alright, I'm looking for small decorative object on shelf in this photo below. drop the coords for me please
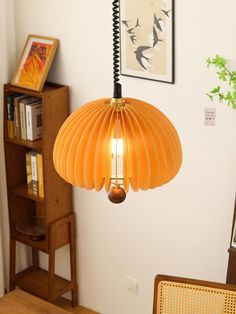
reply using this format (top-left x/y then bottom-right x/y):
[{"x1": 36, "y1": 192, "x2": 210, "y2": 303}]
[
  {"x1": 11, "y1": 35, "x2": 59, "y2": 92},
  {"x1": 3, "y1": 82, "x2": 78, "y2": 306},
  {"x1": 16, "y1": 216, "x2": 45, "y2": 241}
]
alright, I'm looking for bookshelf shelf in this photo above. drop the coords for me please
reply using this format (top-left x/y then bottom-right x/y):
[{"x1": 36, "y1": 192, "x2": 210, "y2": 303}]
[
  {"x1": 5, "y1": 82, "x2": 63, "y2": 98},
  {"x1": 15, "y1": 232, "x2": 47, "y2": 252},
  {"x1": 10, "y1": 184, "x2": 44, "y2": 202},
  {"x1": 15, "y1": 267, "x2": 71, "y2": 300},
  {"x1": 5, "y1": 137, "x2": 42, "y2": 150},
  {"x1": 4, "y1": 83, "x2": 78, "y2": 307}
]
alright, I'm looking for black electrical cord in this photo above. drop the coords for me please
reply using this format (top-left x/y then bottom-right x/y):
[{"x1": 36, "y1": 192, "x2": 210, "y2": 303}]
[{"x1": 112, "y1": 0, "x2": 122, "y2": 99}]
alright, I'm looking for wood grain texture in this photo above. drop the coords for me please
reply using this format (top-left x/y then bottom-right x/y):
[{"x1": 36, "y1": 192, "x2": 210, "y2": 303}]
[
  {"x1": 0, "y1": 290, "x2": 70, "y2": 314},
  {"x1": 42, "y1": 86, "x2": 72, "y2": 224},
  {"x1": 56, "y1": 298, "x2": 99, "y2": 314}
]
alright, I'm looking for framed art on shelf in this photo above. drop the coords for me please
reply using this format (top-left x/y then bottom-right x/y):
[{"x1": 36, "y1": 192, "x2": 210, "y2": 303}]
[
  {"x1": 11, "y1": 35, "x2": 59, "y2": 91},
  {"x1": 120, "y1": 0, "x2": 174, "y2": 84}
]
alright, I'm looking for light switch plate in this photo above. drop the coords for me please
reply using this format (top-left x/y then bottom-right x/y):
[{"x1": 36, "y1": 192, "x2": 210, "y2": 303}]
[
  {"x1": 126, "y1": 276, "x2": 138, "y2": 294},
  {"x1": 205, "y1": 108, "x2": 216, "y2": 126}
]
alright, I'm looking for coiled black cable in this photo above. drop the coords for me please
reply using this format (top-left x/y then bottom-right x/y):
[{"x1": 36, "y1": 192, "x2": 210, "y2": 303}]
[{"x1": 112, "y1": 0, "x2": 122, "y2": 98}]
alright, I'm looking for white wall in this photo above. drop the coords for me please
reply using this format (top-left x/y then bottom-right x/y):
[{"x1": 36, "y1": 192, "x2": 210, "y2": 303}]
[
  {"x1": 0, "y1": 0, "x2": 16, "y2": 292},
  {"x1": 12, "y1": 0, "x2": 236, "y2": 313}
]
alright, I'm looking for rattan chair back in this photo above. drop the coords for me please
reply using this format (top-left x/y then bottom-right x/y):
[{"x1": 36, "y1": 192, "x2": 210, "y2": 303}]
[{"x1": 153, "y1": 275, "x2": 236, "y2": 314}]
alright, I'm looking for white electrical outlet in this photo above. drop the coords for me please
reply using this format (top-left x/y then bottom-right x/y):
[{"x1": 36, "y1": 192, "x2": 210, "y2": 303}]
[
  {"x1": 205, "y1": 108, "x2": 216, "y2": 126},
  {"x1": 126, "y1": 276, "x2": 138, "y2": 294}
]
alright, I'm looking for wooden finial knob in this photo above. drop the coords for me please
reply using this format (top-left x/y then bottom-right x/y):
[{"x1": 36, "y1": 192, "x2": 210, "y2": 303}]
[{"x1": 108, "y1": 186, "x2": 126, "y2": 204}]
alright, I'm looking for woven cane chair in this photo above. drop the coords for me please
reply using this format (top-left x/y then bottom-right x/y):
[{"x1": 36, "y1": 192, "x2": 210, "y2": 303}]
[{"x1": 153, "y1": 275, "x2": 236, "y2": 314}]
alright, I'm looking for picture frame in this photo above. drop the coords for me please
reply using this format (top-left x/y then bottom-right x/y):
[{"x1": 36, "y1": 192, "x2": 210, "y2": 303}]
[
  {"x1": 232, "y1": 219, "x2": 236, "y2": 248},
  {"x1": 120, "y1": 0, "x2": 174, "y2": 84},
  {"x1": 11, "y1": 35, "x2": 59, "y2": 91}
]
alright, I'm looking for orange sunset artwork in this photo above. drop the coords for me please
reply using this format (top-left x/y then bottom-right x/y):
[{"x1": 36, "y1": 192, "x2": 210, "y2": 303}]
[{"x1": 18, "y1": 42, "x2": 52, "y2": 88}]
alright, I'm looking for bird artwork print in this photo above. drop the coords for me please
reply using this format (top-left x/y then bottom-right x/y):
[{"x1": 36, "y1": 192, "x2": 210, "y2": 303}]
[
  {"x1": 161, "y1": 9, "x2": 171, "y2": 17},
  {"x1": 122, "y1": 20, "x2": 130, "y2": 27},
  {"x1": 154, "y1": 14, "x2": 163, "y2": 32},
  {"x1": 123, "y1": 18, "x2": 142, "y2": 45},
  {"x1": 135, "y1": 18, "x2": 141, "y2": 28},
  {"x1": 152, "y1": 26, "x2": 163, "y2": 47},
  {"x1": 130, "y1": 35, "x2": 137, "y2": 44},
  {"x1": 121, "y1": 0, "x2": 173, "y2": 82},
  {"x1": 134, "y1": 46, "x2": 151, "y2": 70}
]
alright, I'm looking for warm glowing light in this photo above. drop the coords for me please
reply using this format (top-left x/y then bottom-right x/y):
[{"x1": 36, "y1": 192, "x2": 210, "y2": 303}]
[
  {"x1": 112, "y1": 138, "x2": 123, "y2": 157},
  {"x1": 53, "y1": 98, "x2": 182, "y2": 193}
]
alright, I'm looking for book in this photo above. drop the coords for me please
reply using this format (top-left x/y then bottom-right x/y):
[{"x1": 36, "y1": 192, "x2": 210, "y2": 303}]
[
  {"x1": 31, "y1": 151, "x2": 38, "y2": 195},
  {"x1": 25, "y1": 151, "x2": 33, "y2": 194},
  {"x1": 6, "y1": 94, "x2": 21, "y2": 138},
  {"x1": 37, "y1": 152, "x2": 44, "y2": 198},
  {"x1": 26, "y1": 102, "x2": 42, "y2": 141},
  {"x1": 19, "y1": 97, "x2": 40, "y2": 140},
  {"x1": 13, "y1": 95, "x2": 28, "y2": 139}
]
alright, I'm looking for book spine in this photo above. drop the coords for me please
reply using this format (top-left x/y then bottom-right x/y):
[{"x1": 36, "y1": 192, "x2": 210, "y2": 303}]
[
  {"x1": 26, "y1": 105, "x2": 33, "y2": 140},
  {"x1": 14, "y1": 100, "x2": 21, "y2": 138},
  {"x1": 37, "y1": 153, "x2": 44, "y2": 198},
  {"x1": 19, "y1": 102, "x2": 27, "y2": 140},
  {"x1": 25, "y1": 152, "x2": 33, "y2": 194},
  {"x1": 26, "y1": 104, "x2": 42, "y2": 141},
  {"x1": 31, "y1": 153, "x2": 38, "y2": 195},
  {"x1": 6, "y1": 96, "x2": 14, "y2": 139},
  {"x1": 34, "y1": 105, "x2": 42, "y2": 140}
]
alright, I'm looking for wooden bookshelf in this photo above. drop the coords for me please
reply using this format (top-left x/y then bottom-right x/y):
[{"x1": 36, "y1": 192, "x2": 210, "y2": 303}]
[{"x1": 3, "y1": 83, "x2": 78, "y2": 306}]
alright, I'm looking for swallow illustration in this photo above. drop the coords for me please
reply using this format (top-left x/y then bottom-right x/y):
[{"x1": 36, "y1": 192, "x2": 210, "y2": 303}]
[
  {"x1": 154, "y1": 14, "x2": 162, "y2": 32},
  {"x1": 135, "y1": 18, "x2": 141, "y2": 28},
  {"x1": 162, "y1": 9, "x2": 171, "y2": 17},
  {"x1": 122, "y1": 20, "x2": 130, "y2": 27},
  {"x1": 153, "y1": 27, "x2": 163, "y2": 47},
  {"x1": 130, "y1": 35, "x2": 137, "y2": 44},
  {"x1": 134, "y1": 46, "x2": 151, "y2": 70},
  {"x1": 127, "y1": 27, "x2": 135, "y2": 34}
]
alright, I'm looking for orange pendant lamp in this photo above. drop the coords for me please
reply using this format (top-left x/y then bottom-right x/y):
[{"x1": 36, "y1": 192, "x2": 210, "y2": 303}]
[{"x1": 53, "y1": 0, "x2": 182, "y2": 204}]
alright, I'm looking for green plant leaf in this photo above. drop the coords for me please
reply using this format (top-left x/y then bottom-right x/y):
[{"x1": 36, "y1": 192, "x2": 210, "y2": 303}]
[
  {"x1": 206, "y1": 93, "x2": 213, "y2": 101},
  {"x1": 211, "y1": 86, "x2": 220, "y2": 93},
  {"x1": 206, "y1": 54, "x2": 236, "y2": 110},
  {"x1": 218, "y1": 93, "x2": 224, "y2": 102},
  {"x1": 212, "y1": 55, "x2": 227, "y2": 68},
  {"x1": 218, "y1": 70, "x2": 227, "y2": 81}
]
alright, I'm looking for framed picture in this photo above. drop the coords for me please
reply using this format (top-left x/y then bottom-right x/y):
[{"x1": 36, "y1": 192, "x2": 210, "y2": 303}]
[
  {"x1": 232, "y1": 219, "x2": 236, "y2": 248},
  {"x1": 11, "y1": 35, "x2": 59, "y2": 91},
  {"x1": 120, "y1": 0, "x2": 174, "y2": 84}
]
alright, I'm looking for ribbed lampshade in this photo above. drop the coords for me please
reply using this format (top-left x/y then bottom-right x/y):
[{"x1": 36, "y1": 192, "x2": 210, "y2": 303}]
[{"x1": 53, "y1": 97, "x2": 182, "y2": 193}]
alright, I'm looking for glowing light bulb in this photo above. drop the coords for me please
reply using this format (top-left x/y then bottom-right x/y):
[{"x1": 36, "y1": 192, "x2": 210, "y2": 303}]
[{"x1": 112, "y1": 138, "x2": 123, "y2": 157}]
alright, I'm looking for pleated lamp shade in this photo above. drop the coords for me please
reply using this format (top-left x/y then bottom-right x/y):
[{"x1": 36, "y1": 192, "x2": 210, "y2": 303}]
[{"x1": 53, "y1": 97, "x2": 182, "y2": 196}]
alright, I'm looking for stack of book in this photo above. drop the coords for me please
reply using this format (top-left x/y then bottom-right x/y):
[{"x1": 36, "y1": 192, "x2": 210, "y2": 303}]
[
  {"x1": 7, "y1": 93, "x2": 42, "y2": 141},
  {"x1": 25, "y1": 151, "x2": 44, "y2": 198}
]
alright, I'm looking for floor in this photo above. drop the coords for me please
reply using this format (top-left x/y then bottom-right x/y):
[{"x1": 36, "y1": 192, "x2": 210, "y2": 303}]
[{"x1": 56, "y1": 298, "x2": 99, "y2": 314}]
